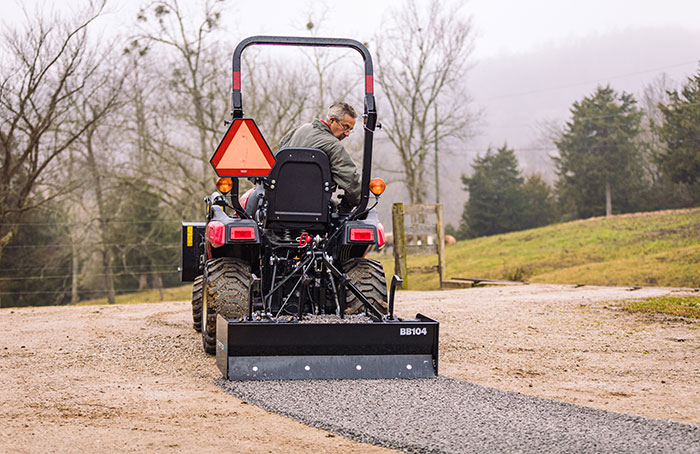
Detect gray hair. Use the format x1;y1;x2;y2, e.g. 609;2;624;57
327;102;357;121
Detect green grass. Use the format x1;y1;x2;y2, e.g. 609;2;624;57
623;295;700;319
75;285;191;306
370;208;700;291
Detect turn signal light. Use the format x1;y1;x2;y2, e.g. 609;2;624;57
216;177;233;194
369;178;386;196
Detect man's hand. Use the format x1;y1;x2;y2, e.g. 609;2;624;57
337;194;354;213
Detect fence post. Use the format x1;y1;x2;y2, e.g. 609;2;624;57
436;204;446;287
392;202;407;290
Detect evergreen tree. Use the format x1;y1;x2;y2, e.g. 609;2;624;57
521;174;558;230
657;69;700;189
554;85;645;219
458;145;526;238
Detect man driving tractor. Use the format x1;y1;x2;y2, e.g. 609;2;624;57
278;101;361;212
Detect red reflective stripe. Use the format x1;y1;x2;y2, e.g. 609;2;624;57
233;71;241;90
365;75;374;93
350;228;374;242
206;221;225;247
230;226;255;240
377;222;385;248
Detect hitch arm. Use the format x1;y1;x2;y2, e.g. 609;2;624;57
247;274;261;320
322;256;384;320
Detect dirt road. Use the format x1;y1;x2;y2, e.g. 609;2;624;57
1;284;698;453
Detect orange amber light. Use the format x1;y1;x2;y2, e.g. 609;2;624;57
216;177;233;194
369;178;386;196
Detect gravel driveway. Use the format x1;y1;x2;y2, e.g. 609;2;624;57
1;283;698;453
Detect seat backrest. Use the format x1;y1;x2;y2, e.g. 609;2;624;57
264;147;333;231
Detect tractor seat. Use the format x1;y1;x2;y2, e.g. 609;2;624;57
263;147;335;232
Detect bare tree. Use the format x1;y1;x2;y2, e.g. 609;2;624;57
69;67;125;304
0;1;108;262
375;0;478;204
639;73;675;184
301;13;361;118
241;52;315;148
135;0;231;213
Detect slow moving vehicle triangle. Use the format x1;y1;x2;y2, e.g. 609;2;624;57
210;118;275;177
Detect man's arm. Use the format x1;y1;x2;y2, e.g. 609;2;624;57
326;142;361;208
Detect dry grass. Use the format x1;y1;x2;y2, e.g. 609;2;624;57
75;285;191;306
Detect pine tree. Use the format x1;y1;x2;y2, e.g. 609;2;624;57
458;145;526;238
554;85;645;219
657;69;700;188
521;174;558;230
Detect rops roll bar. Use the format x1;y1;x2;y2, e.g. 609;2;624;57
231;35;377;216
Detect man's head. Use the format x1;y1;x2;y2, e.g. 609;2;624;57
326;102;357;141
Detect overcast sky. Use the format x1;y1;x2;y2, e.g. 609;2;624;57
8;0;700;57
5;0;700;223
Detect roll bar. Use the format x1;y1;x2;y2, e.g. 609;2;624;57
230;35;377;216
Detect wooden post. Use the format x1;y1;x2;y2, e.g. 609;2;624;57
435;204;446;287
392;203;407;290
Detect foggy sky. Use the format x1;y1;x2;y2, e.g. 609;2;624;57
4;0;700;226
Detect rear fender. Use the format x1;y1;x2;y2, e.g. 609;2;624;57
207;207;261;246
180;222;206;282
205;207;261;265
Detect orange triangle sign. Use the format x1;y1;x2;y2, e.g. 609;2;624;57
210;119;275;177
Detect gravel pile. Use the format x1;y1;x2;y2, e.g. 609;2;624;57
218;375;700;453
299;314;373;324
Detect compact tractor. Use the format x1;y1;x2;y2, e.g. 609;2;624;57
180;36;439;380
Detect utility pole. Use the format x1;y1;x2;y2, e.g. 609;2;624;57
434;103;440;204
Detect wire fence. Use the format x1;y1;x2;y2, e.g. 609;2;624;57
0;263;179;272
2;242;180;249
0;269;180;282
0;220;182;227
0;284;184;296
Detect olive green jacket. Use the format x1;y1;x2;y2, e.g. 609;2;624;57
277;119;361;208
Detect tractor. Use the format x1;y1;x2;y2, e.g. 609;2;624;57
180;36;439;380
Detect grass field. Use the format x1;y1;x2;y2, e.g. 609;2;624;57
370;208;700;291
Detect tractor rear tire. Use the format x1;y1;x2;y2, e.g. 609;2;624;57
201;257;251;355
343;258;388;315
192;275;203;332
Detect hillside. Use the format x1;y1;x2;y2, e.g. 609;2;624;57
375;208;700;290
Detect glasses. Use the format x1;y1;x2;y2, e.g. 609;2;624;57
333;118;354;134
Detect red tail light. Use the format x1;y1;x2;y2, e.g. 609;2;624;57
206;221;225;248
349;228;374;242
230;226;256;241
